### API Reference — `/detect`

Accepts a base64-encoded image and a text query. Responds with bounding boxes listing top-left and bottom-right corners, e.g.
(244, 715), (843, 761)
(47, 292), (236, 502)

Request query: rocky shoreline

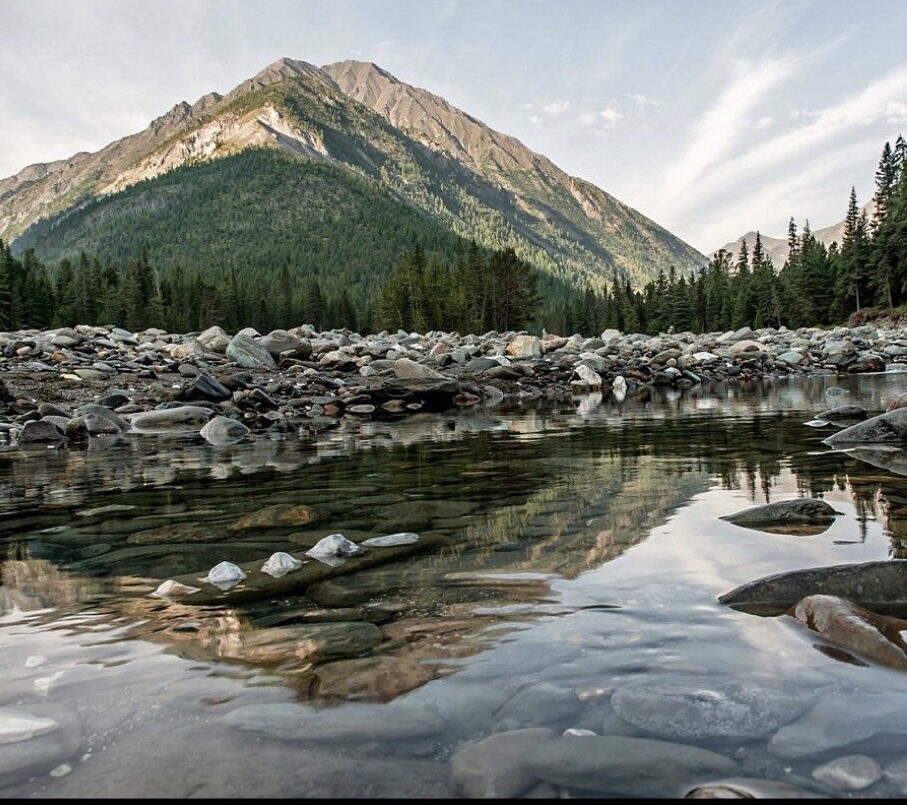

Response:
(2, 320), (906, 447)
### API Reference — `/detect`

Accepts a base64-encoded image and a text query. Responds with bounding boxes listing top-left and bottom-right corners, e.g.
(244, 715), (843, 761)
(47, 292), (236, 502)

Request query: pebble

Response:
(811, 754), (882, 790)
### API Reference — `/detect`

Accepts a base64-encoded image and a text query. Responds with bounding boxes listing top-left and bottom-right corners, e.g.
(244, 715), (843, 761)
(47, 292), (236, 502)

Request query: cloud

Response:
(625, 92), (663, 110)
(542, 100), (571, 115)
(656, 56), (799, 211)
(599, 106), (623, 127)
(756, 116), (773, 129)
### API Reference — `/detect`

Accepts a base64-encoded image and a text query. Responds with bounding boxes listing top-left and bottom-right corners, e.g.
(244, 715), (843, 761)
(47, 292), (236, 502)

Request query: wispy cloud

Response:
(625, 92), (663, 110)
(656, 56), (800, 211)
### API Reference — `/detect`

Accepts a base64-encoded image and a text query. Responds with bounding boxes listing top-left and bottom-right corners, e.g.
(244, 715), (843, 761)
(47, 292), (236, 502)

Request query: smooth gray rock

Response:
(524, 735), (736, 797)
(394, 358), (448, 380)
(720, 498), (841, 534)
(818, 405), (870, 422)
(129, 405), (212, 432)
(18, 419), (66, 444)
(199, 415), (249, 446)
(450, 728), (557, 798)
(719, 560), (907, 616)
(824, 407), (907, 447)
(222, 701), (444, 741)
(811, 754), (881, 790)
(611, 676), (809, 741)
(197, 325), (232, 353)
(684, 778), (823, 798)
(0, 705), (80, 786)
(770, 694), (907, 757)
(74, 403), (129, 433)
(226, 333), (276, 370)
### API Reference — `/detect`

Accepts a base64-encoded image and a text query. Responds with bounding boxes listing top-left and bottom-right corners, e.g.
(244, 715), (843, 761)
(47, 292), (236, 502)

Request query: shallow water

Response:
(4, 374), (907, 797)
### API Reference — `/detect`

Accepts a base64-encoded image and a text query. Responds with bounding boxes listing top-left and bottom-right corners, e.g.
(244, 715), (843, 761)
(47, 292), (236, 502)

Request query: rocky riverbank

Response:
(2, 321), (906, 447)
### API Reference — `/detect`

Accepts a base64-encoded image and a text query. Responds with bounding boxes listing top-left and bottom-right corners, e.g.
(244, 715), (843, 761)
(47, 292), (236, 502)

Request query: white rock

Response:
(361, 532), (420, 547)
(0, 710), (59, 745)
(612, 375), (627, 402)
(49, 763), (72, 777)
(202, 561), (247, 590)
(571, 364), (603, 390)
(260, 552), (304, 578)
(25, 655), (47, 669)
(563, 728), (598, 737)
(151, 579), (201, 598)
(305, 534), (363, 567)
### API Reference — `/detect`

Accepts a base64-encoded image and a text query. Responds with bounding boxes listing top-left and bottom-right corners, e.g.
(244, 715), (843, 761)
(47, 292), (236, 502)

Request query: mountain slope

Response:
(3, 57), (706, 288)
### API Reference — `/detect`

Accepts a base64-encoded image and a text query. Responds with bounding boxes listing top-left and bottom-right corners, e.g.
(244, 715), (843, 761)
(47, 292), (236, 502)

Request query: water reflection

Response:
(3, 374), (907, 796)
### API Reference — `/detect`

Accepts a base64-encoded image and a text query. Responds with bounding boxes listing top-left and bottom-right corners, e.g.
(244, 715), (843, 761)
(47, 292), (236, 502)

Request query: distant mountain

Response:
(714, 202), (874, 268)
(3, 57), (706, 290)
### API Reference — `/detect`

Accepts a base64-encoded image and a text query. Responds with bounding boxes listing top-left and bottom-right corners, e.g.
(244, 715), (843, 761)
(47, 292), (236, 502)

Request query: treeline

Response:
(0, 239), (544, 334)
(565, 133), (907, 335)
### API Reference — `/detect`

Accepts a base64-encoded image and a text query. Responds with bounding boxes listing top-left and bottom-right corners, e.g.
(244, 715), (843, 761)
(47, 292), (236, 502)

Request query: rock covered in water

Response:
(450, 728), (558, 798)
(0, 710), (59, 744)
(199, 415), (249, 445)
(361, 532), (420, 547)
(151, 579), (201, 598)
(305, 534), (363, 567)
(202, 560), (247, 590)
(260, 551), (304, 578)
(811, 754), (882, 790)
(523, 734), (736, 797)
(0, 705), (80, 785)
(611, 675), (809, 741)
(684, 778), (823, 798)
(720, 498), (841, 535)
(769, 693), (907, 757)
(791, 594), (907, 670)
(228, 503), (323, 531)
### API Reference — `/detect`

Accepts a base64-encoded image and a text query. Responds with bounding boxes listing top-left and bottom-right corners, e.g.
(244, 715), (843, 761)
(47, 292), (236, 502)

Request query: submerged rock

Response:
(792, 594), (907, 670)
(719, 560), (907, 616)
(202, 560), (247, 590)
(685, 778), (822, 798)
(222, 701), (444, 742)
(811, 754), (881, 791)
(611, 675), (809, 741)
(361, 532), (420, 547)
(228, 503), (323, 531)
(824, 407), (907, 447)
(720, 498), (840, 535)
(0, 711), (59, 744)
(0, 705), (80, 786)
(200, 415), (249, 446)
(523, 735), (736, 797)
(260, 551), (304, 578)
(450, 728), (558, 798)
(769, 693), (907, 757)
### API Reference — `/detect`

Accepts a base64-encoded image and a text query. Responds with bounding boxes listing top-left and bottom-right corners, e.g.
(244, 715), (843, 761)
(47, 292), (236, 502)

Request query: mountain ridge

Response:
(2, 56), (707, 288)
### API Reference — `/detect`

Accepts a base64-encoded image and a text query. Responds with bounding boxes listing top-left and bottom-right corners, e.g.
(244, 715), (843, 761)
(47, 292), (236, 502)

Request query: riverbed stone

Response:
(182, 373), (232, 402)
(524, 735), (736, 797)
(769, 693), (907, 757)
(199, 415), (249, 445)
(393, 358), (447, 380)
(228, 503), (324, 532)
(811, 754), (882, 790)
(720, 498), (841, 534)
(222, 701), (444, 742)
(824, 407), (907, 447)
(17, 419), (66, 444)
(450, 728), (557, 798)
(128, 405), (212, 432)
(197, 325), (232, 353)
(611, 675), (809, 741)
(792, 594), (907, 670)
(506, 335), (542, 359)
(226, 333), (276, 370)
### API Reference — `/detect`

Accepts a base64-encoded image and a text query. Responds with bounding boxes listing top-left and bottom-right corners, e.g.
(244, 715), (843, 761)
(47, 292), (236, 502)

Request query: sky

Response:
(3, 0), (907, 254)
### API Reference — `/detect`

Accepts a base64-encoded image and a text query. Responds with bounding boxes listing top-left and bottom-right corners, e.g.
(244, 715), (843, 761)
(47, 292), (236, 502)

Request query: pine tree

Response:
(786, 218), (799, 267)
(873, 142), (897, 232)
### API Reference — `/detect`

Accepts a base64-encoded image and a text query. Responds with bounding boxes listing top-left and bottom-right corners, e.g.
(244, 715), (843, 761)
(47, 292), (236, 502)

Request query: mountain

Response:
(714, 202), (874, 268)
(3, 57), (706, 291)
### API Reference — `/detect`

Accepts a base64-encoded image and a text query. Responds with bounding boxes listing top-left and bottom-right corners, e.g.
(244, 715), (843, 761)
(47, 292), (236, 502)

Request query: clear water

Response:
(3, 374), (907, 797)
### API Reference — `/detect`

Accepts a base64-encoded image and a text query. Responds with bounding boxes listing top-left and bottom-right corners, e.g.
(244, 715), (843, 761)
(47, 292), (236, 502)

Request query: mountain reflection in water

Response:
(3, 373), (907, 797)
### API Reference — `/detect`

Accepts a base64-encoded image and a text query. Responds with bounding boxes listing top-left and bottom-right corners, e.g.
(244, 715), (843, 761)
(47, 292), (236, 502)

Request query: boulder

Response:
(720, 498), (841, 535)
(823, 407), (907, 447)
(393, 358), (448, 380)
(506, 335), (542, 359)
(226, 333), (276, 370)
(450, 728), (558, 798)
(182, 373), (232, 402)
(128, 405), (212, 432)
(17, 419), (66, 444)
(719, 560), (907, 616)
(197, 325), (232, 353)
(199, 415), (249, 446)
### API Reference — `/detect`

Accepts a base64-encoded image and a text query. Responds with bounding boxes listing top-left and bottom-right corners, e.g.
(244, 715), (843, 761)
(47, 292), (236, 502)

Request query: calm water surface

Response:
(3, 374), (907, 797)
